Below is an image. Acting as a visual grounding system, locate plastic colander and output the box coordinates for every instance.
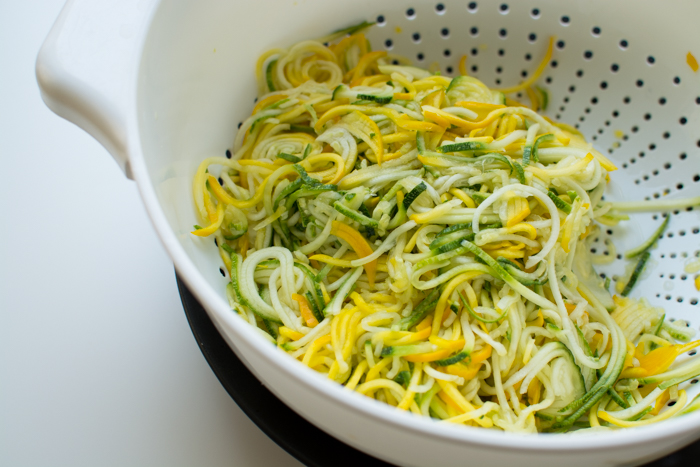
[36,0,700,466]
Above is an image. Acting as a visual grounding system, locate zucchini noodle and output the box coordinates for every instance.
[191,24,700,433]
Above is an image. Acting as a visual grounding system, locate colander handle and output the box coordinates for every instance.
[35,0,157,179]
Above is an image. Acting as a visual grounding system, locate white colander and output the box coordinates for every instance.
[37,0,700,465]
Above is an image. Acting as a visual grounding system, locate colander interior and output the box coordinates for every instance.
[137,0,700,442]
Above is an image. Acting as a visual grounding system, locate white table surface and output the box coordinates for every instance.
[0,2,304,465]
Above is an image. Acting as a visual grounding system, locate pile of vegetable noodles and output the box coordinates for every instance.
[191,23,700,433]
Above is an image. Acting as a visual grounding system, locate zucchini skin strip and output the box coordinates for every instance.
[625,215,670,258]
[621,251,651,297]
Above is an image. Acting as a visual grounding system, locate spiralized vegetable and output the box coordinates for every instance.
[191,24,700,433]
